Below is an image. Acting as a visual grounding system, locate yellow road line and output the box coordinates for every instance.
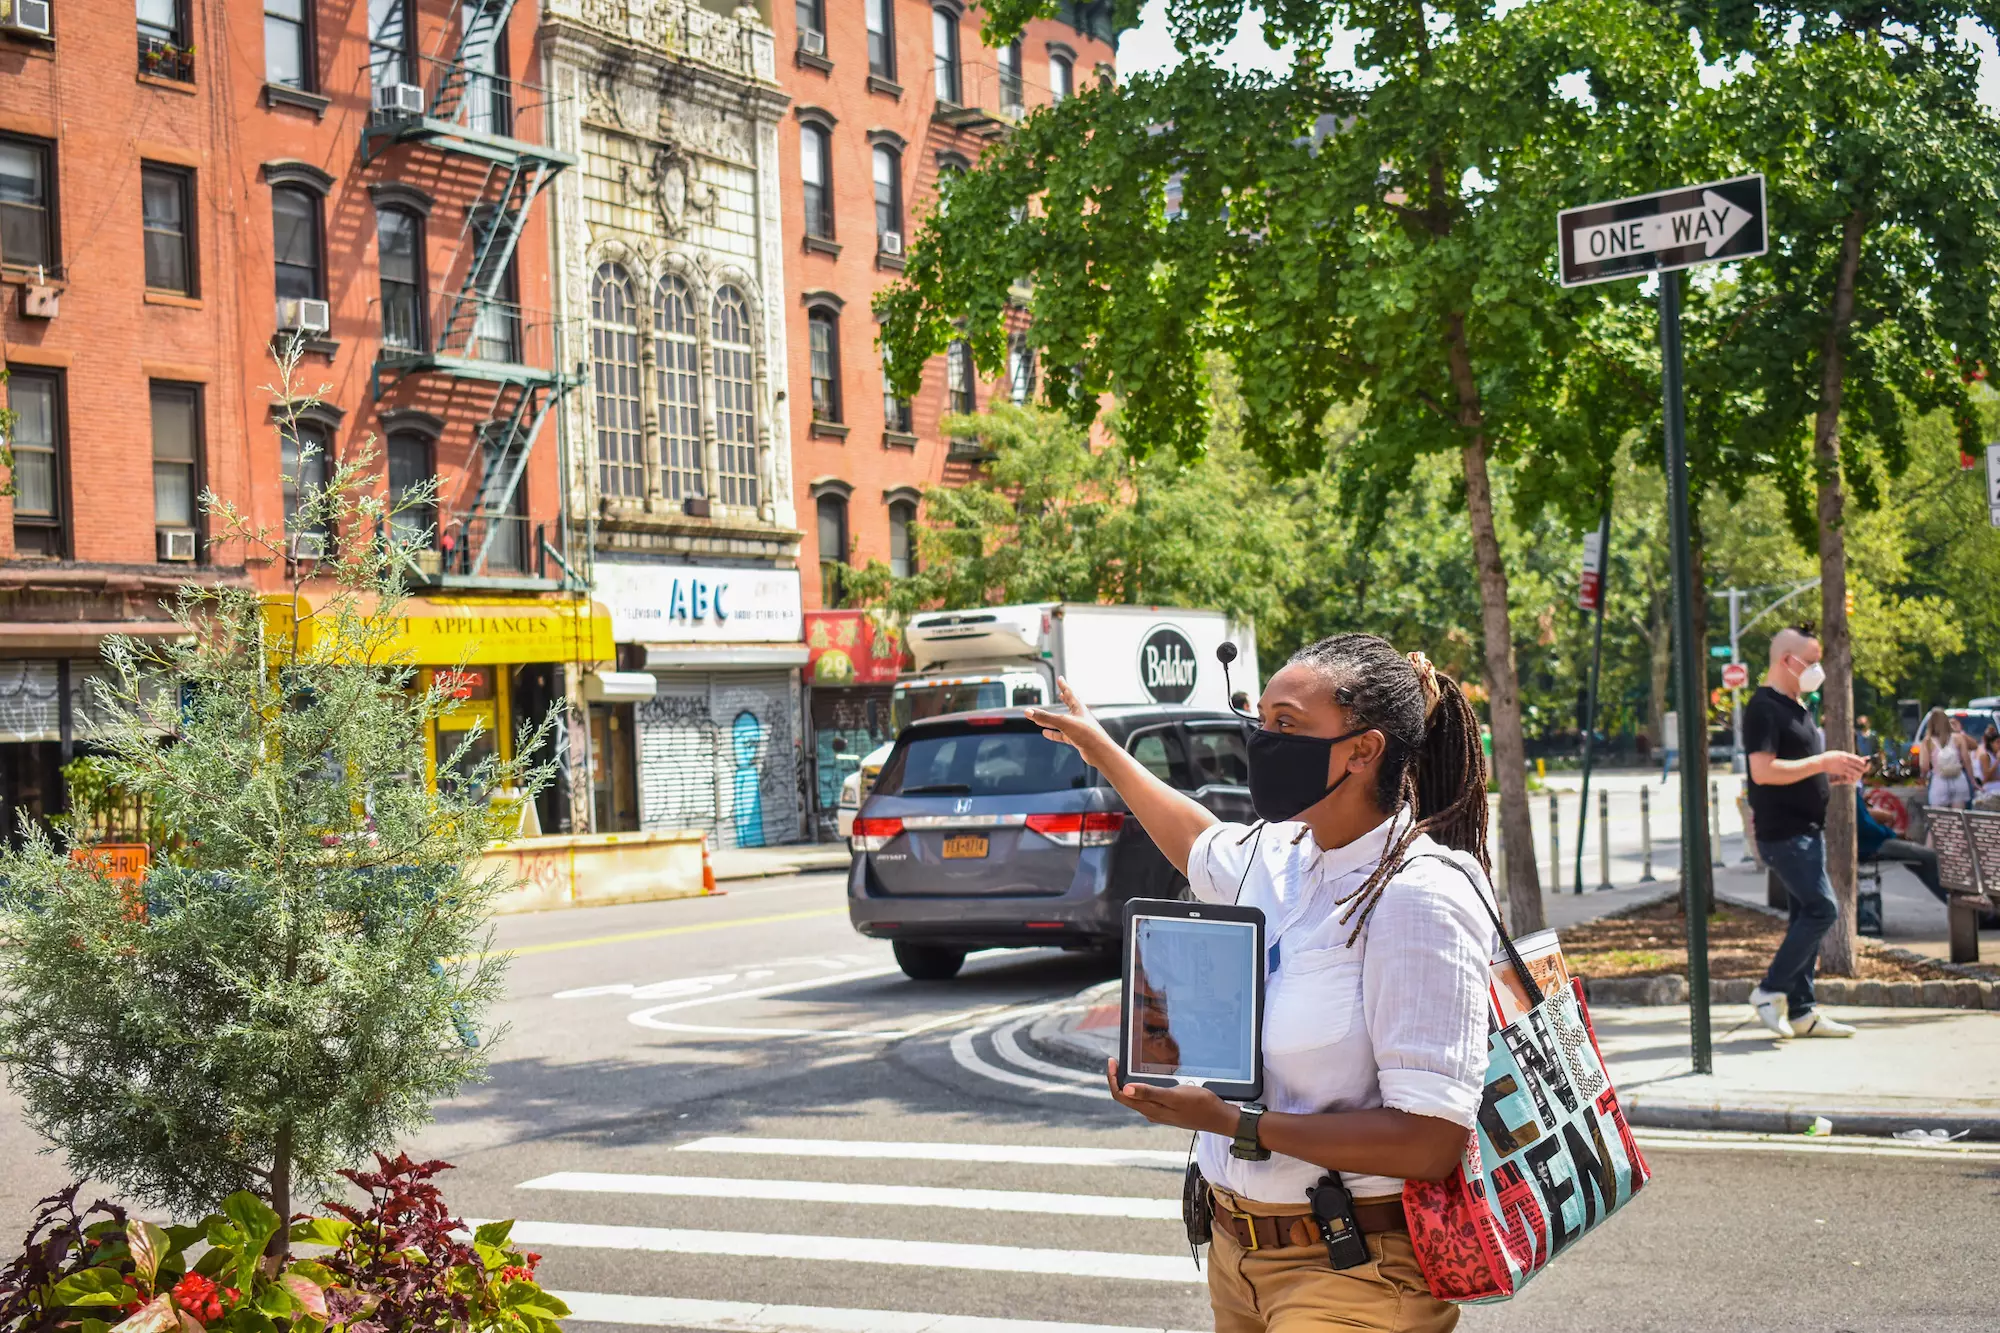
[469,907,847,961]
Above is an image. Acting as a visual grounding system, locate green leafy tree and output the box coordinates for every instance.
[880,0,1705,930]
[0,351,551,1238]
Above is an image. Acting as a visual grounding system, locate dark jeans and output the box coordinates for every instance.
[1759,832,1837,1019]
[1869,838,1943,899]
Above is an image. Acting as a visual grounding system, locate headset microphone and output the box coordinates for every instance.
[1215,642,1257,721]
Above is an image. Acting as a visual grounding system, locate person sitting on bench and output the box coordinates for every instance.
[1856,789,1943,901]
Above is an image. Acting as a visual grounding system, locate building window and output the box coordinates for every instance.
[470,252,520,364]
[461,2,511,136]
[801,123,834,240]
[999,42,1023,117]
[150,382,201,550]
[367,0,414,88]
[1049,52,1074,102]
[386,432,435,549]
[934,153,967,218]
[808,309,841,423]
[712,285,760,508]
[889,498,916,579]
[1009,333,1036,405]
[141,164,195,295]
[872,145,902,246]
[865,0,894,78]
[272,186,323,318]
[0,136,56,273]
[138,0,191,78]
[795,0,823,42]
[282,423,332,544]
[264,0,311,89]
[590,261,644,500]
[932,7,960,104]
[7,369,64,558]
[376,206,424,351]
[882,353,913,434]
[946,339,975,415]
[817,493,848,603]
[655,274,704,502]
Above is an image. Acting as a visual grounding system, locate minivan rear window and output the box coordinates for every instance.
[875,719,1088,797]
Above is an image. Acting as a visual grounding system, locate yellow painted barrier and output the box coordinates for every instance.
[476,830,709,914]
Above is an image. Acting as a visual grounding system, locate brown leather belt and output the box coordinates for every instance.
[1208,1190,1407,1252]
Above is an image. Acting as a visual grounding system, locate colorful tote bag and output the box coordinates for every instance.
[1402,862,1652,1303]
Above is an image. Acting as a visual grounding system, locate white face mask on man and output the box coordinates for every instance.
[1791,658,1825,694]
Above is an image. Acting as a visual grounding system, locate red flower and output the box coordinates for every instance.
[497,1265,533,1283]
[171,1273,224,1323]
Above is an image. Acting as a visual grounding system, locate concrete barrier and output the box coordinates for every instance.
[477,830,709,914]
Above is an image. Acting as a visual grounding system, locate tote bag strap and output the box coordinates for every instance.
[1400,851,1544,1004]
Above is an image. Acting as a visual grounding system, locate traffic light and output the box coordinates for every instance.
[1845,588,1855,616]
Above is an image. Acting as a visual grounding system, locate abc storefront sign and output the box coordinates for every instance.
[596,561,803,644]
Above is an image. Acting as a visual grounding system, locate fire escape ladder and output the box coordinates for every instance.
[429,0,518,123]
[435,157,549,360]
[467,380,553,576]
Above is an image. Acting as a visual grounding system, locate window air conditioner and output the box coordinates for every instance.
[1,0,52,36]
[277,297,331,334]
[879,230,903,256]
[798,29,825,57]
[290,532,328,562]
[372,81,425,120]
[157,528,197,562]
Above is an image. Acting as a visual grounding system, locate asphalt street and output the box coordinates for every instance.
[6,868,1998,1332]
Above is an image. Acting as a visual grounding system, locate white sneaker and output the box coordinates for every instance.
[1792,1011,1856,1038]
[1749,987,1795,1039]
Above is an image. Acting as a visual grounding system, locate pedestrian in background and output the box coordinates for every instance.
[1743,626,1867,1040]
[1974,727,2000,805]
[1918,708,1975,810]
[1856,788,1945,902]
[1853,715,1877,758]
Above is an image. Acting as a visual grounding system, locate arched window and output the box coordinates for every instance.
[872,145,902,247]
[272,185,323,314]
[800,123,833,239]
[817,492,848,604]
[591,262,643,500]
[282,421,331,544]
[1049,51,1073,102]
[932,6,960,103]
[1009,332,1036,405]
[881,346,913,434]
[376,207,424,351]
[946,338,975,416]
[808,308,841,423]
[711,285,759,508]
[654,275,703,503]
[386,431,435,549]
[888,498,916,579]
[998,41,1023,117]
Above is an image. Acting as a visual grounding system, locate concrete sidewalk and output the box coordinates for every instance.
[1034,981,2000,1139]
[710,841,851,882]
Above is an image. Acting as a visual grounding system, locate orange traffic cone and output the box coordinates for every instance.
[701,835,718,895]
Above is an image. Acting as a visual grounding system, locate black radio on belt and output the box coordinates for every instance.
[1306,1173,1370,1270]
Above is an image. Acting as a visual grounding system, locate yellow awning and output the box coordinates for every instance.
[263,593,614,667]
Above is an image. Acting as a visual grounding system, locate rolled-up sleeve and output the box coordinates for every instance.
[1186,821,1260,904]
[1360,866,1495,1127]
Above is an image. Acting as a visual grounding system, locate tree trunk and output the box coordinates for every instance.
[1816,208,1867,976]
[1447,315,1544,933]
[267,1122,292,1267]
[1648,587,1672,752]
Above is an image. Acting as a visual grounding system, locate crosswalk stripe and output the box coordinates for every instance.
[497,1220,1199,1283]
[518,1172,1179,1219]
[673,1137,1186,1169]
[1633,1128,2000,1161]
[551,1290,1208,1333]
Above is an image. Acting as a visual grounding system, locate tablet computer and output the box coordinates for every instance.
[1118,897,1265,1102]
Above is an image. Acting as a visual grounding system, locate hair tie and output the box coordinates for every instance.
[1408,652,1442,720]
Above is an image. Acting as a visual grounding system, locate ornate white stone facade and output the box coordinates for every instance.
[542,0,795,558]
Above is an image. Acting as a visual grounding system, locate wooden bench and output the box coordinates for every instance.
[1924,806,2000,963]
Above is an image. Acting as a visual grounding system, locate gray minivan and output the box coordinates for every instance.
[848,705,1255,979]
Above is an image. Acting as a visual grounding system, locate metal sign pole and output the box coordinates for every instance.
[1574,507,1611,894]
[1659,270,1714,1074]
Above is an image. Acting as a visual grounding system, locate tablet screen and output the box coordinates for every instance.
[1128,913,1259,1083]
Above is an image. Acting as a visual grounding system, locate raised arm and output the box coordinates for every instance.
[1024,676,1217,874]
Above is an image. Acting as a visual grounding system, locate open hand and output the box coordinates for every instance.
[1024,676,1112,761]
[1820,750,1868,784]
[1105,1058,1236,1135]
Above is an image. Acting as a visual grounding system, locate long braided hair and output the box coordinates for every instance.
[1286,633,1490,943]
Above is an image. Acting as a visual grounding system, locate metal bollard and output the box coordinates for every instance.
[1598,786,1613,891]
[1547,791,1561,894]
[1709,780,1725,868]
[1639,784,1656,882]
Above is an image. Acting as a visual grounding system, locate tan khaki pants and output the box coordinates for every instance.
[1205,1188,1457,1333]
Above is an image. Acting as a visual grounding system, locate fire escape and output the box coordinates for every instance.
[365,0,578,584]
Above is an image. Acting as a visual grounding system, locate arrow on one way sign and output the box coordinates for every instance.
[1557,174,1767,287]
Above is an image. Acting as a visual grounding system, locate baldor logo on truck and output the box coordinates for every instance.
[1139,626,1198,704]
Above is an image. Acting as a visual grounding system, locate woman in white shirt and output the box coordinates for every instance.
[1918,708,1975,809]
[1028,633,1496,1333]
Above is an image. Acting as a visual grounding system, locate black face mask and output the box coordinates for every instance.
[1247,726,1368,823]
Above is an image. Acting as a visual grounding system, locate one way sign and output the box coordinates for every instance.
[1557,174,1767,287]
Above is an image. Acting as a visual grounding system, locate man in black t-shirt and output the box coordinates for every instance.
[1743,627,1868,1039]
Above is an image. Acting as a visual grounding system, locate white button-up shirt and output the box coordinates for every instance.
[1187,813,1496,1203]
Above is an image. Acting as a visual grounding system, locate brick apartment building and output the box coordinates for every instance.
[771,0,1120,826]
[0,0,587,837]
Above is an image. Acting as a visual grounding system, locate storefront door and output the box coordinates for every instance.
[426,666,511,794]
[589,702,640,832]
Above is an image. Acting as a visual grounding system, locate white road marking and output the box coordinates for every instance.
[517,1172,1178,1219]
[552,1291,1207,1333]
[627,965,904,1031]
[951,1025,1108,1101]
[672,1137,1184,1169]
[992,1016,1103,1086]
[495,1220,1198,1283]
[556,973,742,1001]
[1633,1128,2000,1162]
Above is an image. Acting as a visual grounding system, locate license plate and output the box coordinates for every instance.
[942,834,989,859]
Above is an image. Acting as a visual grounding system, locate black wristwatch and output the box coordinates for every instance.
[1230,1102,1271,1161]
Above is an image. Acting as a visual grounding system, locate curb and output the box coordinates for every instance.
[1583,974,2000,1011]
[711,849,852,883]
[1621,1098,2000,1141]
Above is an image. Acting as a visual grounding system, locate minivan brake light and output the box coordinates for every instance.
[1024,811,1125,847]
[852,816,904,852]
